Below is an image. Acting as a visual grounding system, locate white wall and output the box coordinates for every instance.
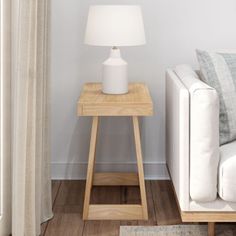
[51,0,236,179]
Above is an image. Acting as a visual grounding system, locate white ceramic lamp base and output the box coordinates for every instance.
[102,47,128,94]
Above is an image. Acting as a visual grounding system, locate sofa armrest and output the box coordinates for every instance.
[166,66,220,210]
[174,65,220,202]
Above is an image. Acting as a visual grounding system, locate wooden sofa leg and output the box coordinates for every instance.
[208,222,215,236]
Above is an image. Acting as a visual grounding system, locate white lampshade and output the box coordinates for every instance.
[84,5,146,46]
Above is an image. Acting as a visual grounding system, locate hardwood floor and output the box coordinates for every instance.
[41,180,182,236]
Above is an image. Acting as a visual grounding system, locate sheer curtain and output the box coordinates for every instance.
[0,0,12,235]
[12,0,53,235]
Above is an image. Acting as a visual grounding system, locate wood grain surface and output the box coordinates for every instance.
[78,83,153,116]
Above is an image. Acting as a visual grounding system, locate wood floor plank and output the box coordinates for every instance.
[55,180,85,206]
[52,181,62,204]
[120,181,156,226]
[120,185,140,225]
[90,186,121,204]
[152,180,182,225]
[138,181,157,226]
[83,221,120,236]
[165,181,182,225]
[41,180,61,235]
[45,180,85,236]
[83,186,121,236]
[44,205,84,236]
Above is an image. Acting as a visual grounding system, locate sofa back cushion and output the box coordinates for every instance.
[197,50,236,145]
[174,64,219,202]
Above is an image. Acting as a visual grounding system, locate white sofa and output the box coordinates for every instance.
[166,65,236,233]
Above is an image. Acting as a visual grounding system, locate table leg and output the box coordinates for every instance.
[132,116,148,220]
[208,222,215,236]
[83,116,99,220]
[83,116,148,221]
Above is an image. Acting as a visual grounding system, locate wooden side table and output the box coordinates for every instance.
[77,83,153,220]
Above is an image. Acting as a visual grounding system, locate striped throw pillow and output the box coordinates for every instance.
[197,50,236,145]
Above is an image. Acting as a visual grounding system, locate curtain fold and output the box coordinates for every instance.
[0,0,12,235]
[12,0,53,235]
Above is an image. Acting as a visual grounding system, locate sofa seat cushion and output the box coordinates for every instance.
[219,140,236,202]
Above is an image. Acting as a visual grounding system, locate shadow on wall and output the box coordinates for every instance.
[66,117,91,178]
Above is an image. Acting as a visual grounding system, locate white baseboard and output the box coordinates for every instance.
[51,162,170,180]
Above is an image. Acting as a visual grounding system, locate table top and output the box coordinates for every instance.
[77,83,153,116]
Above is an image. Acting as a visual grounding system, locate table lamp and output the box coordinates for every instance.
[84,5,146,94]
